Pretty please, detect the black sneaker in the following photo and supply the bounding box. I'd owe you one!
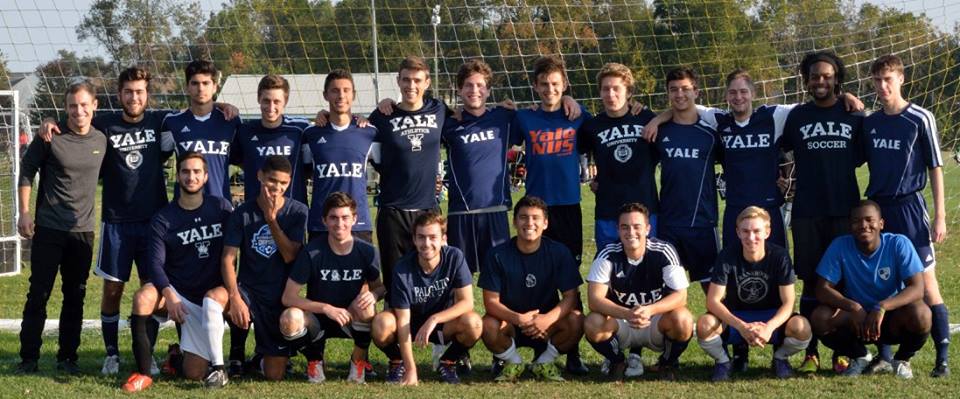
[56,359,81,375]
[16,359,39,374]
[731,344,749,373]
[457,352,473,376]
[931,362,950,378]
[227,360,244,378]
[491,356,505,376]
[565,351,589,375]
[437,360,461,384]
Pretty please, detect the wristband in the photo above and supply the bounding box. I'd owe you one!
[871,304,885,314]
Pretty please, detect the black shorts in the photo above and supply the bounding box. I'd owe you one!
[238,285,294,358]
[411,320,446,345]
[791,216,848,281]
[510,324,548,349]
[447,211,510,273]
[376,207,434,298]
[543,204,583,264]
[308,230,374,245]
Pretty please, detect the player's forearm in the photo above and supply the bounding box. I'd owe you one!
[931,167,946,221]
[878,275,924,311]
[646,290,687,316]
[706,296,749,332]
[368,279,386,301]
[587,287,632,320]
[266,221,301,263]
[431,297,473,324]
[816,281,859,312]
[397,316,417,371]
[483,295,522,325]
[17,186,31,215]
[221,250,241,297]
[765,284,797,330]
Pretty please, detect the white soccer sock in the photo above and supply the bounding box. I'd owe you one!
[534,341,560,364]
[698,335,730,363]
[774,336,811,360]
[494,340,523,364]
[202,297,226,366]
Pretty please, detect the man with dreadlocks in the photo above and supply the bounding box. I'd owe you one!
[778,51,867,374]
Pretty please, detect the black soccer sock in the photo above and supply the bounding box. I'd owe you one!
[131,315,153,374]
[661,337,690,366]
[877,343,894,362]
[440,340,470,362]
[102,312,120,356]
[229,321,249,362]
[799,295,819,357]
[379,343,401,361]
[894,330,930,362]
[820,328,867,359]
[931,303,950,365]
[588,336,625,363]
[529,337,548,359]
[146,316,160,352]
[301,338,327,362]
[352,328,373,350]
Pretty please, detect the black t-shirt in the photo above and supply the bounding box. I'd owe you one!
[288,238,380,309]
[479,237,583,313]
[711,242,796,311]
[391,245,472,327]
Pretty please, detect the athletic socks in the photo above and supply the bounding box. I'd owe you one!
[440,340,470,362]
[799,295,819,357]
[774,336,811,360]
[877,344,894,362]
[931,303,950,365]
[895,329,930,362]
[661,336,690,366]
[379,343,401,361]
[698,335,730,363]
[130,315,154,375]
[228,321,249,362]
[147,316,161,352]
[590,335,625,363]
[202,297,226,367]
[493,340,523,364]
[534,341,560,364]
[351,321,373,350]
[101,312,121,356]
[820,328,867,359]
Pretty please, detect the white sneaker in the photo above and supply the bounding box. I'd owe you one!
[306,360,326,383]
[150,357,160,376]
[625,353,644,377]
[347,359,368,384]
[892,360,914,379]
[432,343,450,371]
[101,354,120,375]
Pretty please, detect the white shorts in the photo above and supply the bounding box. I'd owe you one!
[615,314,665,353]
[172,289,216,362]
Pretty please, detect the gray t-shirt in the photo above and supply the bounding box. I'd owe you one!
[19,123,106,232]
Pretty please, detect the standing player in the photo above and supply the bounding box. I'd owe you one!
[122,153,234,392]
[578,63,658,249]
[812,201,931,378]
[696,207,811,381]
[480,196,585,382]
[216,156,308,381]
[16,82,107,374]
[303,69,377,244]
[653,67,722,290]
[161,59,241,200]
[863,55,949,377]
[584,203,694,381]
[279,192,384,383]
[371,212,482,385]
[779,51,865,373]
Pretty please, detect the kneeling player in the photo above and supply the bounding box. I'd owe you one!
[480,196,585,382]
[696,206,811,381]
[584,203,694,381]
[371,212,482,385]
[279,192,384,383]
[123,153,234,392]
[812,200,931,378]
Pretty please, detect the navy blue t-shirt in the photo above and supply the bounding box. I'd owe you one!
[864,103,943,198]
[655,119,721,228]
[288,238,380,309]
[443,107,514,214]
[161,108,241,199]
[510,107,590,206]
[146,195,233,304]
[368,98,447,210]
[391,245,472,327]
[302,122,377,232]
[711,242,796,311]
[587,239,689,307]
[780,101,864,218]
[479,237,582,313]
[224,198,308,303]
[93,111,172,223]
[577,109,659,219]
[231,116,310,203]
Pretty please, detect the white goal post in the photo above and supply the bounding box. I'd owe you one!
[0,90,22,276]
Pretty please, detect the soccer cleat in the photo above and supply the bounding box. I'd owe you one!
[491,356,505,376]
[565,352,589,375]
[56,360,81,375]
[532,362,565,382]
[363,360,378,379]
[437,360,461,384]
[892,360,913,379]
[457,352,473,376]
[625,353,644,377]
[652,357,679,381]
[122,372,153,393]
[600,359,611,375]
[866,357,893,374]
[16,360,39,374]
[841,356,871,377]
[149,357,160,376]
[203,369,229,388]
[306,360,325,383]
[731,344,749,373]
[711,361,732,381]
[494,362,525,383]
[227,359,244,378]
[833,356,850,374]
[161,343,182,376]
[101,354,120,375]
[930,363,950,378]
[608,361,627,382]
[347,358,369,384]
[386,361,406,384]
[797,354,819,374]
[772,358,794,379]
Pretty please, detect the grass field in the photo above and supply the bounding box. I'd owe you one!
[0,161,958,398]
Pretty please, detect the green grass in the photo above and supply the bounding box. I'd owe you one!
[0,159,959,397]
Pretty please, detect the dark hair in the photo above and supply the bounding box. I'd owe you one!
[184,59,219,84]
[322,192,357,217]
[665,66,698,89]
[414,211,447,234]
[118,66,151,92]
[618,202,650,221]
[177,151,208,172]
[257,74,289,100]
[852,199,882,217]
[725,68,753,89]
[260,155,292,174]
[456,58,493,90]
[513,195,549,220]
[800,51,845,95]
[531,55,567,83]
[64,81,97,102]
[324,68,355,93]
[398,55,431,75]
[870,54,905,76]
